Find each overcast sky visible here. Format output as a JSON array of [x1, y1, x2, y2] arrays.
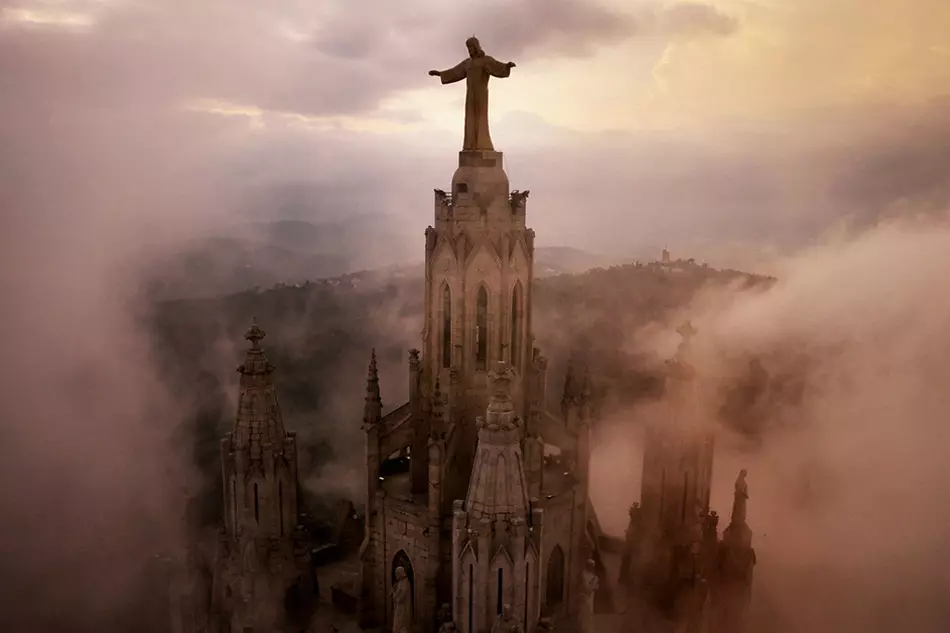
[[2, 0, 948, 268], [1, 4, 949, 628]]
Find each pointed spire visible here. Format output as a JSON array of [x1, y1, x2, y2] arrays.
[[233, 319, 285, 454], [363, 349, 382, 428], [466, 362, 528, 518]]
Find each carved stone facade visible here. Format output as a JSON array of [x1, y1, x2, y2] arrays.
[[209, 322, 317, 633], [620, 324, 756, 633], [359, 148, 601, 632]]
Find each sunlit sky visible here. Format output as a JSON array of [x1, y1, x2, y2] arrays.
[[2, 0, 949, 263]]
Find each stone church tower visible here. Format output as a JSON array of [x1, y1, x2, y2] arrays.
[[620, 324, 756, 633], [358, 144, 601, 632], [212, 321, 315, 633]]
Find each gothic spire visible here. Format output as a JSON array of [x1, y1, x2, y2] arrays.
[[465, 362, 529, 518], [233, 318, 286, 457], [364, 349, 382, 427]]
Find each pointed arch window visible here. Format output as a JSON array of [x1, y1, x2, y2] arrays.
[[442, 284, 452, 369], [476, 286, 488, 370], [253, 482, 260, 523], [497, 567, 504, 615], [279, 480, 284, 536], [510, 282, 524, 369]]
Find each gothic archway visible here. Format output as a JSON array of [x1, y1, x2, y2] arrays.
[[392, 550, 415, 620], [545, 545, 565, 607]]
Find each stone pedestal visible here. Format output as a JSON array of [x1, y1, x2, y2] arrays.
[[452, 150, 509, 202]]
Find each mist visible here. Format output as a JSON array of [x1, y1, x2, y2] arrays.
[[2, 0, 949, 631], [590, 213, 950, 632]]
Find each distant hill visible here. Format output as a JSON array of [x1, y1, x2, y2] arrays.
[[149, 259, 776, 512], [142, 217, 630, 300]]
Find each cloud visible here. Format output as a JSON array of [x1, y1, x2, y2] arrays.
[[0, 1, 947, 626], [591, 212, 950, 631], [649, 1, 738, 37]]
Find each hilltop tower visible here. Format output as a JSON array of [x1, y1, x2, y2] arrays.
[[358, 36, 603, 633]]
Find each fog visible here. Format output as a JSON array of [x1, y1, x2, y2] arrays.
[[590, 214, 950, 632], [2, 0, 949, 631]]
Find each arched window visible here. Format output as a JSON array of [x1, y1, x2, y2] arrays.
[[253, 483, 260, 523], [524, 562, 530, 625], [497, 567, 504, 616], [510, 282, 523, 368], [442, 285, 452, 368], [475, 286, 488, 370], [279, 480, 284, 536], [468, 564, 474, 633], [546, 545, 565, 607]]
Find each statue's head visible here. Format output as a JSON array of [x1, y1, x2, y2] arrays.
[[395, 566, 406, 580], [739, 468, 747, 478], [586, 558, 596, 570], [466, 36, 484, 58], [502, 603, 513, 617]]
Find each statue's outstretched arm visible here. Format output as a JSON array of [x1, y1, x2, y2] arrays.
[[485, 56, 515, 78], [432, 60, 468, 84]]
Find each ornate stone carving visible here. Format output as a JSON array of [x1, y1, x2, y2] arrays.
[[490, 603, 523, 633]]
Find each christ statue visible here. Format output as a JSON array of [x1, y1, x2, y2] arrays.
[[429, 36, 516, 151]]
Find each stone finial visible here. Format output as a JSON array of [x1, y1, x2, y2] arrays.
[[488, 361, 515, 397], [245, 318, 265, 349], [409, 349, 421, 364]]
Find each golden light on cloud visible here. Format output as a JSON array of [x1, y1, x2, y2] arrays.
[[1, 7, 97, 31], [181, 99, 420, 136], [381, 0, 950, 135]]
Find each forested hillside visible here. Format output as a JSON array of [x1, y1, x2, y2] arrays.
[[148, 258, 776, 529]]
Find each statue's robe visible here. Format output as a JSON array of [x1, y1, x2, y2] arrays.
[[392, 578, 412, 633], [438, 54, 512, 151]]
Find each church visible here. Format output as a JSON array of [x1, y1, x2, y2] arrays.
[[179, 36, 757, 633], [357, 109, 602, 633]]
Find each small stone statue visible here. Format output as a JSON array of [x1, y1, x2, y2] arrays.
[[438, 622, 458, 633], [731, 469, 749, 525], [437, 603, 452, 625], [578, 559, 599, 633], [735, 469, 749, 499], [536, 617, 555, 633], [491, 603, 523, 633], [392, 566, 412, 633]]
